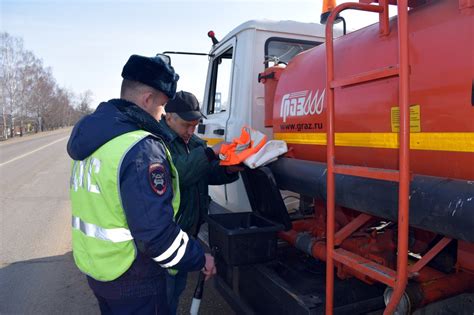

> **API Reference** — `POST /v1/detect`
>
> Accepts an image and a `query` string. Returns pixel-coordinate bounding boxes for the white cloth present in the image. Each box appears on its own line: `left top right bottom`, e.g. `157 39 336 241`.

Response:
243 140 288 169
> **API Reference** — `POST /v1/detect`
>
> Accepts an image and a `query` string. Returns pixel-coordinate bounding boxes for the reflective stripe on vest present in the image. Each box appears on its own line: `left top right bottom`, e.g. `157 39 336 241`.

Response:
70 130 182 281
72 216 133 242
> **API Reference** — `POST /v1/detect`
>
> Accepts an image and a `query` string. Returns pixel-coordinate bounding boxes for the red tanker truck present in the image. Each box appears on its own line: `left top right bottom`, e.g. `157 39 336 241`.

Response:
170 0 474 313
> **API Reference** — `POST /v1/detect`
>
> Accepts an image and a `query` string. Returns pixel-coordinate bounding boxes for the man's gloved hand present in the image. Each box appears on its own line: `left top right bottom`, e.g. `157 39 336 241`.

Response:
205 141 228 162
211 141 227 156
202 253 217 281
225 165 245 174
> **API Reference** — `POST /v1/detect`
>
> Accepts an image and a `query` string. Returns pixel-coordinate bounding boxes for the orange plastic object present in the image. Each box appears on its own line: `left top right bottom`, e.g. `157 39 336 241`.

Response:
322 0 337 13
219 127 267 166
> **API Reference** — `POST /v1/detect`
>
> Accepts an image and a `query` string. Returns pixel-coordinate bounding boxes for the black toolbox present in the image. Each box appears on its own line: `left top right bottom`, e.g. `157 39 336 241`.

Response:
207 212 284 266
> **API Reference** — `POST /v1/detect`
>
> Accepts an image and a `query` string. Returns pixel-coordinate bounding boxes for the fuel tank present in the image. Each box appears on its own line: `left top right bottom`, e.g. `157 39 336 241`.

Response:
272 0 473 180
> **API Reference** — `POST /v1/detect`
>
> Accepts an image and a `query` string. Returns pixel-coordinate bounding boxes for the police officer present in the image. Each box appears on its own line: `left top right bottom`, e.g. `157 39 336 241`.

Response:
67 54 216 314
159 91 240 314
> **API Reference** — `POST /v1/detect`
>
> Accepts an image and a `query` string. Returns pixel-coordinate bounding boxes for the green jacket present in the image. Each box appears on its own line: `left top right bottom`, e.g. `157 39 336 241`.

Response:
160 119 239 235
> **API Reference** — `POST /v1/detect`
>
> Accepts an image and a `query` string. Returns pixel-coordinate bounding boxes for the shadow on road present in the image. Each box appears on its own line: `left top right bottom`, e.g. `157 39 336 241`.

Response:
0 252 98 315
0 252 234 315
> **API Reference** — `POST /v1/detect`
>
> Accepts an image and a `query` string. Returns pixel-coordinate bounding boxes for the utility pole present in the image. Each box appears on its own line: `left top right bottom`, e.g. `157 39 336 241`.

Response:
10 116 14 138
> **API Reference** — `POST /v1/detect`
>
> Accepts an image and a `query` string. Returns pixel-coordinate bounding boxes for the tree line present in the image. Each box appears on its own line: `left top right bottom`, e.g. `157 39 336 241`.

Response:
0 32 93 140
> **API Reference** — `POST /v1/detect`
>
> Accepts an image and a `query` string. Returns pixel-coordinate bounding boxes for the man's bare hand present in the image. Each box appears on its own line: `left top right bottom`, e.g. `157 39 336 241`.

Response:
203 253 217 281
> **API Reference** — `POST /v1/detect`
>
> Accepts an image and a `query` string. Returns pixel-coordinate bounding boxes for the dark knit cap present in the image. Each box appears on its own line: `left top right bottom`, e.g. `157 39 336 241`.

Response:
121 54 179 99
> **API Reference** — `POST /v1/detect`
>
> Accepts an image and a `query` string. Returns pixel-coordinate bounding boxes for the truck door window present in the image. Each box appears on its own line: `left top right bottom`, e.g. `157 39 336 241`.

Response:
265 38 319 68
208 47 233 115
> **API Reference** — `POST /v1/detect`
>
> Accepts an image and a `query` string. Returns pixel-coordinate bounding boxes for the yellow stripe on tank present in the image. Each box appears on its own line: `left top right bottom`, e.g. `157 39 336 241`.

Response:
274 132 474 153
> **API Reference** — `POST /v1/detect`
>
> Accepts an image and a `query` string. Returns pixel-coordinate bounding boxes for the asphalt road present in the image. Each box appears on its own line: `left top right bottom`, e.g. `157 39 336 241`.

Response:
0 129 234 315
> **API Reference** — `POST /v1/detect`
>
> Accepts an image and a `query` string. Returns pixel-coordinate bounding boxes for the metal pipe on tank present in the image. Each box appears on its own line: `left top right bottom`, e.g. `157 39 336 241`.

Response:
269 158 474 243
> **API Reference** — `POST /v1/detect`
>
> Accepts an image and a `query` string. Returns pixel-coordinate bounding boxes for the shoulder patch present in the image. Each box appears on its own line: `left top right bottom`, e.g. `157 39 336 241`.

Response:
149 163 167 195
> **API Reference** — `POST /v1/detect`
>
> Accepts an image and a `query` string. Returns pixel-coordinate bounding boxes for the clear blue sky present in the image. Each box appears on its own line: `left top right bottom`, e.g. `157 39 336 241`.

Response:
1 0 386 107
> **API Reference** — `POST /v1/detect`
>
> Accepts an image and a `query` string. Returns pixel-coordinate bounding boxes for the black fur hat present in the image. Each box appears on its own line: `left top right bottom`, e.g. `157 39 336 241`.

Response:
121 54 179 98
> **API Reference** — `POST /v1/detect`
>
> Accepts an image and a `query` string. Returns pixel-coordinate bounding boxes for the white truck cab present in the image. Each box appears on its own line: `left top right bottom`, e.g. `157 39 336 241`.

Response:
198 20 326 211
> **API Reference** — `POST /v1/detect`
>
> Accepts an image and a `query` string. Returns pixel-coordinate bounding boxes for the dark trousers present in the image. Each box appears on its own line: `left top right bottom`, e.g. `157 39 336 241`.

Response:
94 293 170 315
165 271 189 315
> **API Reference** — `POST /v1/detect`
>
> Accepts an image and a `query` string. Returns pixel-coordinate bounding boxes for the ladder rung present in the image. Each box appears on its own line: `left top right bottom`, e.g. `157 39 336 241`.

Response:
330 65 399 88
333 248 396 287
334 164 399 182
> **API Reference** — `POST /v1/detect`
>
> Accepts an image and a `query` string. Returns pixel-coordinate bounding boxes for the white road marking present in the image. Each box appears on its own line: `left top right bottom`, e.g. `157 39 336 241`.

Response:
0 136 69 167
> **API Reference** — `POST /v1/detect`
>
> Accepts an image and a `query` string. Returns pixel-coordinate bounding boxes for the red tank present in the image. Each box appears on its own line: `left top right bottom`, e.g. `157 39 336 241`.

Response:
272 0 473 180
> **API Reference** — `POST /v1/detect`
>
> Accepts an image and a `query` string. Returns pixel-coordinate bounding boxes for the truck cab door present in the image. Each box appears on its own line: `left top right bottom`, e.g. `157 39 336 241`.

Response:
198 38 235 146
199 37 251 210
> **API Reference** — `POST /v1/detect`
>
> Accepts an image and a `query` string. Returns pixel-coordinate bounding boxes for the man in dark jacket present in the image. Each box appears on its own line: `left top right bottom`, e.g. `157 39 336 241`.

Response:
159 91 239 314
67 55 216 315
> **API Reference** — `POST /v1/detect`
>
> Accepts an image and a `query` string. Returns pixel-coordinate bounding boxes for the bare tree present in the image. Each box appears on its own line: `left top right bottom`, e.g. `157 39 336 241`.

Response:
28 67 56 132
0 32 25 137
77 90 94 115
16 51 45 134
1 32 90 138
1 33 47 136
